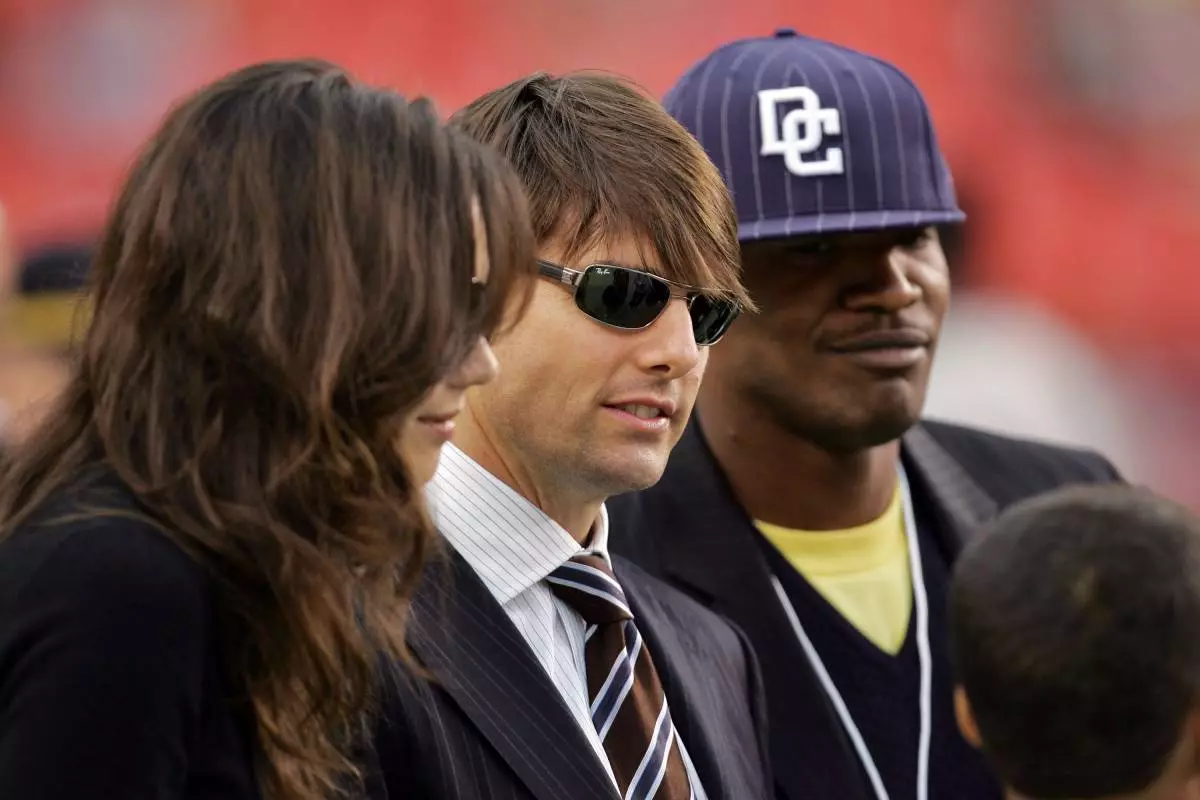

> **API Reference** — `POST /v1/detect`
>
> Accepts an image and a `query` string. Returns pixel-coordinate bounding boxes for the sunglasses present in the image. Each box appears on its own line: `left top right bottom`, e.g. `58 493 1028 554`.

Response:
537 259 740 346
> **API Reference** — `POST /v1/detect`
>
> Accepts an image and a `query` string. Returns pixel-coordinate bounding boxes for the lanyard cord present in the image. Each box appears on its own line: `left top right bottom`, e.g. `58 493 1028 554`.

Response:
768 466 931 800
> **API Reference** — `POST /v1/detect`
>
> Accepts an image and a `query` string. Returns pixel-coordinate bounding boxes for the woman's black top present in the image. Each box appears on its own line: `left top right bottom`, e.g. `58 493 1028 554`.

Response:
0 473 261 798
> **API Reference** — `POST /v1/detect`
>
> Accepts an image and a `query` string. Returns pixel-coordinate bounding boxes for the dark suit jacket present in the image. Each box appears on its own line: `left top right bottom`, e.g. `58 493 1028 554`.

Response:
605 419 1122 800
0 472 260 800
372 547 773 800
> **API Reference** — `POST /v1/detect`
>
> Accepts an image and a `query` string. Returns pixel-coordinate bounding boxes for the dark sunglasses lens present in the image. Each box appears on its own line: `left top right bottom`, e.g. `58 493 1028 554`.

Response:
690 296 739 345
576 266 671 329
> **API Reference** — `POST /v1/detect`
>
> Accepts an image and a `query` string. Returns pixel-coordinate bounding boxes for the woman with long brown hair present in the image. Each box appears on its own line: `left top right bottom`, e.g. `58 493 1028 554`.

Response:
0 60 533 799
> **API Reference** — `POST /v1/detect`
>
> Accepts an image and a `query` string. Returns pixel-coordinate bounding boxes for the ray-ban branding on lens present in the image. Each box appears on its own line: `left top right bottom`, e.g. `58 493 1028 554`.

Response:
537 259 739 345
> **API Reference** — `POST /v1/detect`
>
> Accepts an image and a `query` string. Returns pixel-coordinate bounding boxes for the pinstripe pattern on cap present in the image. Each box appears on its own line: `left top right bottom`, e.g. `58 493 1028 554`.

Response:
666 29 964 241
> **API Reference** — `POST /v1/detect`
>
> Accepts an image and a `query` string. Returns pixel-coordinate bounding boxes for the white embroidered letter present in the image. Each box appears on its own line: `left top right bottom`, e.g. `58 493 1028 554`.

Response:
758 86 844 177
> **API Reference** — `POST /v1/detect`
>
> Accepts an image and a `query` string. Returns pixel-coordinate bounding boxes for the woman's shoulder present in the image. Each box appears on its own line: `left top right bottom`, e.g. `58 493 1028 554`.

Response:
0 471 214 635
0 471 256 800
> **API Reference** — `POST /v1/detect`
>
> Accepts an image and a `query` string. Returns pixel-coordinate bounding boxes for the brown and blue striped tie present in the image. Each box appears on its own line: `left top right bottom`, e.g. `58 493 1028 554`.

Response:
547 554 693 800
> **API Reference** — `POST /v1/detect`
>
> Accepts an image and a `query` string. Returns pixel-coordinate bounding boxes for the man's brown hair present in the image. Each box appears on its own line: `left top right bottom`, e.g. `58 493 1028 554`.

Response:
0 59 534 799
452 71 753 310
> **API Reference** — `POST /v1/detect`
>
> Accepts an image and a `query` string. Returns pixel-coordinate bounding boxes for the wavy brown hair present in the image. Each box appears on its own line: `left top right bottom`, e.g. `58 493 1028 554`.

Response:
0 60 534 798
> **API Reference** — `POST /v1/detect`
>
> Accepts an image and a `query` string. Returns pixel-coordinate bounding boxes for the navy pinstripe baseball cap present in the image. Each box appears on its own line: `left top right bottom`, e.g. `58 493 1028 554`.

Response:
666 29 965 241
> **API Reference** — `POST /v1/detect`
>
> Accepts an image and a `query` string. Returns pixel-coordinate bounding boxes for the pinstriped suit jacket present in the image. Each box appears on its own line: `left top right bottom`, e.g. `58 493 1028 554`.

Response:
370 548 773 800
605 418 1123 800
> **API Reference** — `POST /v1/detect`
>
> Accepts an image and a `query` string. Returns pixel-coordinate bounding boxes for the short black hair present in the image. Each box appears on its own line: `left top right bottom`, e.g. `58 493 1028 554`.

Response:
950 484 1200 798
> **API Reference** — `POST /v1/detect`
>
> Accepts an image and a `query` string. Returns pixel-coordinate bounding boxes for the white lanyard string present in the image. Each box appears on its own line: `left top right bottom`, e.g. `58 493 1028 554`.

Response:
769 466 931 800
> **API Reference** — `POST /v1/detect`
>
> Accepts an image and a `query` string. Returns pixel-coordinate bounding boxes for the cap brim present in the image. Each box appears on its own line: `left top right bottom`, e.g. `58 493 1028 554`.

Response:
737 209 965 242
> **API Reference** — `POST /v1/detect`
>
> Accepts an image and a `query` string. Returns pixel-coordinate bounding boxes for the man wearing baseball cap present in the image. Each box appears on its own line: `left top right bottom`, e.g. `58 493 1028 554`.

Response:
608 30 1122 800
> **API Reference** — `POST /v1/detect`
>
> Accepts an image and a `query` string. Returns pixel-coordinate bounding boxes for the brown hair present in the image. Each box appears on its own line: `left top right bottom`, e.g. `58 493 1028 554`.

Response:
452 71 753 310
0 60 533 798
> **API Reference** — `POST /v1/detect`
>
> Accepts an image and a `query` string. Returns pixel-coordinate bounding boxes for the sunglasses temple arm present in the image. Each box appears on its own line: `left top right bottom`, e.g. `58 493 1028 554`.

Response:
537 261 584 288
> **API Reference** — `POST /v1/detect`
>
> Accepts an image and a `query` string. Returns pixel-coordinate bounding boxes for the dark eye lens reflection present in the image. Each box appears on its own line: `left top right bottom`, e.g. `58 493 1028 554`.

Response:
578 266 669 328
690 296 738 345
546 261 738 345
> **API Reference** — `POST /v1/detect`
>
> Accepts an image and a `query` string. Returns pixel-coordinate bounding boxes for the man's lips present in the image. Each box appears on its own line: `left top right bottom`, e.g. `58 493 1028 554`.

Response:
601 396 677 420
824 328 931 352
601 395 678 431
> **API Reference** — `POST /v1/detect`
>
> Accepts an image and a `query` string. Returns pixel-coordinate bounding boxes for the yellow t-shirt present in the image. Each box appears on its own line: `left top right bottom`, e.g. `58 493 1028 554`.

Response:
756 488 912 655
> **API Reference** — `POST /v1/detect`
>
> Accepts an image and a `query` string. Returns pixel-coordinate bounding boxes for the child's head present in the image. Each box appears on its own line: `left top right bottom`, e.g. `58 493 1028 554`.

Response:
950 484 1200 800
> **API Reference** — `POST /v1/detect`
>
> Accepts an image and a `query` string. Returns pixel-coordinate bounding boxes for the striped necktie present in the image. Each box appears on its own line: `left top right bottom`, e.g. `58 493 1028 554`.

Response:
547 554 692 800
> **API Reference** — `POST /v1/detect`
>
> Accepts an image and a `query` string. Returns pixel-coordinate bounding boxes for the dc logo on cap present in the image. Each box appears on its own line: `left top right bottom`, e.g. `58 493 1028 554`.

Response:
757 87 845 178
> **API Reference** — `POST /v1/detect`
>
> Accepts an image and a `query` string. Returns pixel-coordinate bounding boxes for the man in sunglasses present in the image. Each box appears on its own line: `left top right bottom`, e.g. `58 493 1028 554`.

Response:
606 30 1125 800
371 71 770 800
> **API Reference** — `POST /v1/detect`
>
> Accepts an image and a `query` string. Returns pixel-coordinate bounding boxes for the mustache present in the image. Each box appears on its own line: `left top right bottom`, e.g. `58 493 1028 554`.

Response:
817 317 934 350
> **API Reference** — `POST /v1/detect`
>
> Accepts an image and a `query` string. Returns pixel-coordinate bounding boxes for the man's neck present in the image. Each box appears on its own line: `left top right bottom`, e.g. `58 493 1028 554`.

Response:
451 415 601 544
697 402 900 531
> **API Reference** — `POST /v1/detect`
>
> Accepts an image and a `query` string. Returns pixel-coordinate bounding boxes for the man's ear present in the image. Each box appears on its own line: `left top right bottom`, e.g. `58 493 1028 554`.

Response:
955 685 983 749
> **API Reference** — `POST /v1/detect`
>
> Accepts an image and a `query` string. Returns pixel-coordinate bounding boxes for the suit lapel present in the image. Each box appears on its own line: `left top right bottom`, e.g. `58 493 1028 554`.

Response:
649 424 872 800
901 424 998 554
407 551 618 800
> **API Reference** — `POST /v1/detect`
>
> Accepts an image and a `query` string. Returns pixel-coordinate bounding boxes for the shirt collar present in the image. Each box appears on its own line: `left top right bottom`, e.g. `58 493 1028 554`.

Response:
426 443 611 605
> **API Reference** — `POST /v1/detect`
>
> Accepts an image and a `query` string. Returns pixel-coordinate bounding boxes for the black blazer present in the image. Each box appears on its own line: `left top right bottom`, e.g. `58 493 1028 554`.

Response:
372 547 774 800
0 473 260 800
605 419 1122 800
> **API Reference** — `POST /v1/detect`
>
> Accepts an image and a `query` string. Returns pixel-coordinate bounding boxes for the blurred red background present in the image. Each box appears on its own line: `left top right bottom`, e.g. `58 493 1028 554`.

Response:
2 0 1198 498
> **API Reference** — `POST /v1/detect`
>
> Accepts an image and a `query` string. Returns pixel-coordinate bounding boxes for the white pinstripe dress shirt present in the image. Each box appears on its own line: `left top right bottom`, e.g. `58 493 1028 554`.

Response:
427 443 708 798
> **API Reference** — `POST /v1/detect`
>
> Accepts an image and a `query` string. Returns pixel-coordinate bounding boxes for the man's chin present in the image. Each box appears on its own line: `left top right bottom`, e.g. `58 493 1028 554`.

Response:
817 410 921 454
588 451 670 497
833 381 927 450
860 413 920 449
